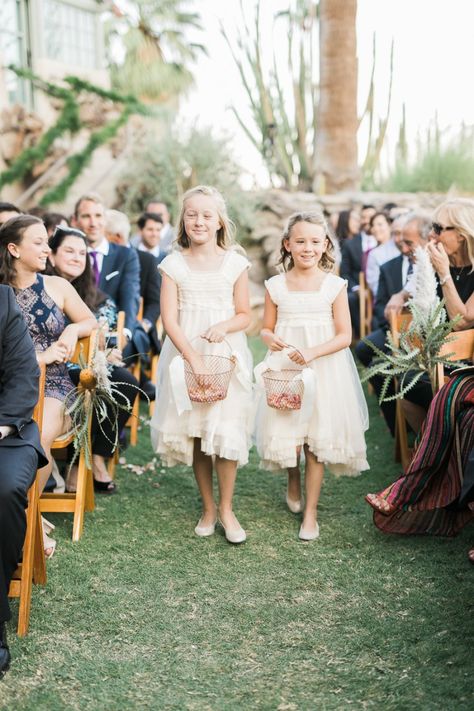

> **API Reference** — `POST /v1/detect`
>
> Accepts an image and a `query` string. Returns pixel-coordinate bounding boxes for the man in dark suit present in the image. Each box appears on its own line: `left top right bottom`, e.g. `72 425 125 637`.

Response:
0 286 47 676
340 214 378 336
73 194 140 334
105 210 161 398
355 227 412 435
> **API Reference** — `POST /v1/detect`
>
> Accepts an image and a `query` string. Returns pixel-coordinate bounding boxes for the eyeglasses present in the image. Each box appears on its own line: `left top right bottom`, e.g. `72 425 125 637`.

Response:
431 222 456 236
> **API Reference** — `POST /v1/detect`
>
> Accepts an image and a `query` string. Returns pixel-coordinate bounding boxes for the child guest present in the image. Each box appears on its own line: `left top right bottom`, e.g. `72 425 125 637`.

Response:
150 186 253 543
255 210 369 541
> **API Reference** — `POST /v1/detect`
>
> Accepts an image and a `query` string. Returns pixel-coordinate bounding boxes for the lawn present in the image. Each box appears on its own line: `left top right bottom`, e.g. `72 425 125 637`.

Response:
2 339 473 710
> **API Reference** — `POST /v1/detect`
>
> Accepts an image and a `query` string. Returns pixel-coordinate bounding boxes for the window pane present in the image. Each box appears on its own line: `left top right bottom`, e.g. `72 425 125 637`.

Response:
43 0 98 68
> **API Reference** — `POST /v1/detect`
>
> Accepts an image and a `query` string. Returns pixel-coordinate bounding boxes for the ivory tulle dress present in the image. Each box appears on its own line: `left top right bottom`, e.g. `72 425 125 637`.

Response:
255 273 369 476
150 250 253 466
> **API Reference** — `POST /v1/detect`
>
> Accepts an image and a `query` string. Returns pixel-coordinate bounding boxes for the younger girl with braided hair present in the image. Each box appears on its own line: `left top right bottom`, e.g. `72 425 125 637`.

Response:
255 210 369 541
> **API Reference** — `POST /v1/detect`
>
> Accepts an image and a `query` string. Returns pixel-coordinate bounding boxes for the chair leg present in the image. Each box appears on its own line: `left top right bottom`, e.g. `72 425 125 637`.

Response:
72 452 93 542
33 500 47 586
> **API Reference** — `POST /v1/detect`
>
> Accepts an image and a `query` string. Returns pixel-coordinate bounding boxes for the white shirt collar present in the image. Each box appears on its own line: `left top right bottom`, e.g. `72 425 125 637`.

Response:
88 237 109 256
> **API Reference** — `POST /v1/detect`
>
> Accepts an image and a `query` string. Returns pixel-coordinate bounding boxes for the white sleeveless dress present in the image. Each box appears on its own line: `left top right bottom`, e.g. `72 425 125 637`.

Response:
150 250 253 467
255 273 369 476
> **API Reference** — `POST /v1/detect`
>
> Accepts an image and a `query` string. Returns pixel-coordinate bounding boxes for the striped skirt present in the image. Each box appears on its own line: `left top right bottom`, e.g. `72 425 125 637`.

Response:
372 371 474 536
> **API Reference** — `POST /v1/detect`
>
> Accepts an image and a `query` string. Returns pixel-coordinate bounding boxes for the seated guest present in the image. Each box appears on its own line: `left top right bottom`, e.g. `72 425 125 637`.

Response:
335 208 360 243
366 367 474 537
0 285 47 677
143 197 175 254
42 211 68 237
402 199 474 433
135 212 165 261
0 216 96 556
0 202 21 226
355 215 425 434
47 226 140 491
105 210 161 399
72 193 140 334
340 208 377 336
365 212 401 295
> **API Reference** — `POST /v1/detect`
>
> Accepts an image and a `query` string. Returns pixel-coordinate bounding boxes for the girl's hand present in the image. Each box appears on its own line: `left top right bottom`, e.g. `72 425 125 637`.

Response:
57 324 79 360
202 324 227 343
426 241 450 279
262 330 288 351
187 352 209 376
288 347 313 365
39 342 69 365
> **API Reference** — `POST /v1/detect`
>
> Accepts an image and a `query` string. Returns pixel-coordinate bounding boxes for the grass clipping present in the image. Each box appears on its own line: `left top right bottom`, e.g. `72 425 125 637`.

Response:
64 343 145 468
361 246 463 402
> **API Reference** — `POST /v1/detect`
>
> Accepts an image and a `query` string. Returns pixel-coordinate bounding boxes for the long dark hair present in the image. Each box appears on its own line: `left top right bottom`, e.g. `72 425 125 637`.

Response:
335 209 357 241
0 214 44 286
47 226 106 311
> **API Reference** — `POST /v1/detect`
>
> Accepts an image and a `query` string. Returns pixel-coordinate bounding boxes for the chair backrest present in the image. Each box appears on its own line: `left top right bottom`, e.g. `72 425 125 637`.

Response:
71 330 97 367
436 328 474 389
113 311 126 351
33 364 46 432
389 311 413 348
137 297 144 322
359 271 373 339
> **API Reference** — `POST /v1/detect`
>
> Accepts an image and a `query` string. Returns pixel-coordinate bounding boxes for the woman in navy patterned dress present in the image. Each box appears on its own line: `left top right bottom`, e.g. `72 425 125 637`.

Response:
0 215 96 555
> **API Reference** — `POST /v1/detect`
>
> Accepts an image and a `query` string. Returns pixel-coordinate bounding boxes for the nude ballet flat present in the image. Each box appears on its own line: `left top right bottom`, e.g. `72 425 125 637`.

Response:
194 518 217 537
218 519 247 544
298 522 320 541
286 493 304 514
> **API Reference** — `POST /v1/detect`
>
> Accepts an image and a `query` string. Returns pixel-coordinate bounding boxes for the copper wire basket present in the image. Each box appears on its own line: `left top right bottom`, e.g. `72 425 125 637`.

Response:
262 347 306 411
184 338 236 404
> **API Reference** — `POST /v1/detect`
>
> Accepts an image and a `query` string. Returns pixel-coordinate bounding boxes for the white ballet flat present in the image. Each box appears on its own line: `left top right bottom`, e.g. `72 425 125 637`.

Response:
298 522 320 541
194 518 217 537
286 493 304 514
218 519 247 544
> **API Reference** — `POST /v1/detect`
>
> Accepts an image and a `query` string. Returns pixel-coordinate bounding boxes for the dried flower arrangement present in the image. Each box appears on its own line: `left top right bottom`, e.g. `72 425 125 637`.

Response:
361 247 463 402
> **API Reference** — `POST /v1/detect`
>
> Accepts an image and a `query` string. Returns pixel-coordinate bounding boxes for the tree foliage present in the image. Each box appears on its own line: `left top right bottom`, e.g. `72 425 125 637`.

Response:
106 0 206 103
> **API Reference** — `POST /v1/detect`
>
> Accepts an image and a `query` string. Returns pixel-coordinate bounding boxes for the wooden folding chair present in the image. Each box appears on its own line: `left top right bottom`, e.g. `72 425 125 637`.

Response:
390 312 414 470
9 364 47 636
40 332 97 542
435 328 474 389
358 271 373 340
148 316 163 417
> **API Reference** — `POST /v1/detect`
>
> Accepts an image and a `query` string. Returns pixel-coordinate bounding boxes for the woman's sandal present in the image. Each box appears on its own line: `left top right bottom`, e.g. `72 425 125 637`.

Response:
41 518 57 559
468 548 474 564
93 478 117 495
365 493 394 515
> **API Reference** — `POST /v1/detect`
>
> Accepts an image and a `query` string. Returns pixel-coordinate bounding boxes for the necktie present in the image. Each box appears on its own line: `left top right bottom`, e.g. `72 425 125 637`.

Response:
361 247 374 274
407 261 414 276
90 251 100 286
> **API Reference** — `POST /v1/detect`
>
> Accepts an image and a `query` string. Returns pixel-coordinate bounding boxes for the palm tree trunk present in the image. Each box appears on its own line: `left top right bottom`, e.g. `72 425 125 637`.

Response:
315 0 359 194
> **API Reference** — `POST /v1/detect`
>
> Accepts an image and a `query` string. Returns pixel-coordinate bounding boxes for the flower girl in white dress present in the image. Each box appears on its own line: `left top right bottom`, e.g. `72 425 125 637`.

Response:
150 186 253 543
255 210 369 541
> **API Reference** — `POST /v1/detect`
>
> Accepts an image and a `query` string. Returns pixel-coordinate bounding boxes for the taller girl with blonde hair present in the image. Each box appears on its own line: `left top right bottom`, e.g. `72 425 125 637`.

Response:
255 210 369 541
151 186 253 543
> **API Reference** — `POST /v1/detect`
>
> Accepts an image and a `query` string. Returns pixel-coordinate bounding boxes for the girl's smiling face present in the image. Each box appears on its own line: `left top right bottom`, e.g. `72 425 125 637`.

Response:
183 194 221 247
284 221 328 270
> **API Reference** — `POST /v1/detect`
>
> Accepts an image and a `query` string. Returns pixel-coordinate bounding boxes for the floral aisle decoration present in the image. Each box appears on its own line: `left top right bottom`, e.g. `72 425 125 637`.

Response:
361 246 463 402
64 341 146 469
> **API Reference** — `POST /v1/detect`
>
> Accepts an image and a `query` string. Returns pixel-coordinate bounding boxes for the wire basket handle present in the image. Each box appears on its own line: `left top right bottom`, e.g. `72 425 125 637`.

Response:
184 335 234 358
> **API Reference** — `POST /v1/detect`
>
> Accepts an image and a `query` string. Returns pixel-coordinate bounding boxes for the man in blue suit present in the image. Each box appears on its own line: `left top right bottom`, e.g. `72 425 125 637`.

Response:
73 194 140 335
0 285 47 676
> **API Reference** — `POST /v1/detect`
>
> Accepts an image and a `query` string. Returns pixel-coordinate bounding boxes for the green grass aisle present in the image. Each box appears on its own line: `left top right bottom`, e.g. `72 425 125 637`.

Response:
2 339 473 710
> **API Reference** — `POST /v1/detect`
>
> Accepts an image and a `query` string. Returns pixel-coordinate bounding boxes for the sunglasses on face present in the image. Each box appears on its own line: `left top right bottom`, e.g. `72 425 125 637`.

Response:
431 222 456 236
